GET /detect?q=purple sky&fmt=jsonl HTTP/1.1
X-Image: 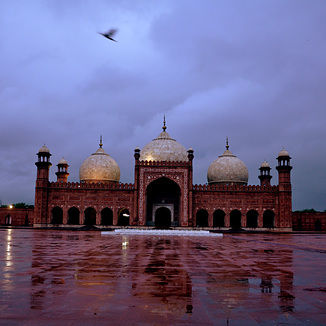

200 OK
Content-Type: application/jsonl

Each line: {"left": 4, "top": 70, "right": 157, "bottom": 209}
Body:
{"left": 0, "top": 0, "right": 325, "bottom": 211}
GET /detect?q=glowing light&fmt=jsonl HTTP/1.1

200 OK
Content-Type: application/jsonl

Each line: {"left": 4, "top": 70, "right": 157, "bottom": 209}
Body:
{"left": 122, "top": 236, "right": 129, "bottom": 249}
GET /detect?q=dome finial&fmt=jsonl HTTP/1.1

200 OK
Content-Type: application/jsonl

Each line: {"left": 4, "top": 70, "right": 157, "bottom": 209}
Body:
{"left": 162, "top": 115, "right": 167, "bottom": 132}
{"left": 226, "top": 137, "right": 229, "bottom": 150}
{"left": 99, "top": 135, "right": 103, "bottom": 148}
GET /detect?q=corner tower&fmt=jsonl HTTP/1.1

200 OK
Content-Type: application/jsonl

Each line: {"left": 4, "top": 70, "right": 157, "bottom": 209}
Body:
{"left": 34, "top": 145, "right": 52, "bottom": 225}
{"left": 276, "top": 148, "right": 292, "bottom": 229}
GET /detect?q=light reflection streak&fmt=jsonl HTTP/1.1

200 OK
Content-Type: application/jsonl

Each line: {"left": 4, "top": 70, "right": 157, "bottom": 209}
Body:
{"left": 6, "top": 228, "right": 13, "bottom": 267}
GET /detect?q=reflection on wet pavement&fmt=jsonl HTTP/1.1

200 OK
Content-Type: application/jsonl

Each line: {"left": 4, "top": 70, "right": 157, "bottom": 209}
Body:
{"left": 1, "top": 229, "right": 326, "bottom": 325}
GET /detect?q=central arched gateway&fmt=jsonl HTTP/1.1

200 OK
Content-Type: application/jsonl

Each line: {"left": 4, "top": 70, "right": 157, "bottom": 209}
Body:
{"left": 146, "top": 177, "right": 180, "bottom": 227}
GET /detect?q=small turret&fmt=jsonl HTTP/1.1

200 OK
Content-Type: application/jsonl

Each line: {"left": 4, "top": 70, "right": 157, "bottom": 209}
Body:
{"left": 56, "top": 157, "right": 69, "bottom": 182}
{"left": 259, "top": 160, "right": 272, "bottom": 187}
{"left": 35, "top": 144, "right": 52, "bottom": 182}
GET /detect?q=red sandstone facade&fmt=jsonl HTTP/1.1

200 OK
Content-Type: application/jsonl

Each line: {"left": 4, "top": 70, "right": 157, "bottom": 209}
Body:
{"left": 31, "top": 142, "right": 297, "bottom": 232}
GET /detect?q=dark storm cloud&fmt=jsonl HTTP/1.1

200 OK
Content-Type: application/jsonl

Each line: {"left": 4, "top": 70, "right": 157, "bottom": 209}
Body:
{"left": 0, "top": 0, "right": 325, "bottom": 210}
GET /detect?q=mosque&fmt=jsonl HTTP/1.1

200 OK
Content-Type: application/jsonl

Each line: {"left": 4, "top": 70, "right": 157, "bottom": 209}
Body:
{"left": 33, "top": 118, "right": 294, "bottom": 231}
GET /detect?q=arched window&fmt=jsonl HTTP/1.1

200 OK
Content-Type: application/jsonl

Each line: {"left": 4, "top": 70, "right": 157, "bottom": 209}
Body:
{"left": 213, "top": 210, "right": 225, "bottom": 227}
{"left": 230, "top": 210, "right": 242, "bottom": 229}
{"left": 84, "top": 207, "right": 96, "bottom": 225}
{"left": 263, "top": 210, "right": 275, "bottom": 228}
{"left": 68, "top": 207, "right": 80, "bottom": 225}
{"left": 5, "top": 215, "right": 11, "bottom": 225}
{"left": 196, "top": 209, "right": 208, "bottom": 227}
{"left": 246, "top": 210, "right": 258, "bottom": 228}
{"left": 101, "top": 208, "right": 113, "bottom": 226}
{"left": 118, "top": 208, "right": 130, "bottom": 226}
{"left": 51, "top": 207, "right": 63, "bottom": 224}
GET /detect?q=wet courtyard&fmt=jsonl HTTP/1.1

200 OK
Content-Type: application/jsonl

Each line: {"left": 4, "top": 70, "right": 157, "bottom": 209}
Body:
{"left": 1, "top": 229, "right": 326, "bottom": 325}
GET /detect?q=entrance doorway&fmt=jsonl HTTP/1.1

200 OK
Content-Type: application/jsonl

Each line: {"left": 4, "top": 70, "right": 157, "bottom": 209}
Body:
{"left": 146, "top": 177, "right": 180, "bottom": 226}
{"left": 155, "top": 207, "right": 171, "bottom": 228}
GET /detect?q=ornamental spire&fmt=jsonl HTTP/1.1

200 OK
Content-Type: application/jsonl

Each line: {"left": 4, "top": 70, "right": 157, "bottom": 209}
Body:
{"left": 162, "top": 115, "right": 167, "bottom": 132}
{"left": 226, "top": 137, "right": 229, "bottom": 150}
{"left": 99, "top": 135, "right": 103, "bottom": 148}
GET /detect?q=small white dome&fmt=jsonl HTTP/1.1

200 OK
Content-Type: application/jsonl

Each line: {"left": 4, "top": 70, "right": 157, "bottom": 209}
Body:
{"left": 58, "top": 157, "right": 68, "bottom": 165}
{"left": 207, "top": 146, "right": 248, "bottom": 185}
{"left": 278, "top": 148, "right": 290, "bottom": 158}
{"left": 38, "top": 144, "right": 50, "bottom": 154}
{"left": 79, "top": 143, "right": 120, "bottom": 183}
{"left": 260, "top": 160, "right": 270, "bottom": 168}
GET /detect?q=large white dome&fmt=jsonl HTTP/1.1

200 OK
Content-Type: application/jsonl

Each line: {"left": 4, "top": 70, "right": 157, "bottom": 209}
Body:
{"left": 79, "top": 142, "right": 120, "bottom": 183}
{"left": 140, "top": 123, "right": 188, "bottom": 162}
{"left": 207, "top": 145, "right": 248, "bottom": 185}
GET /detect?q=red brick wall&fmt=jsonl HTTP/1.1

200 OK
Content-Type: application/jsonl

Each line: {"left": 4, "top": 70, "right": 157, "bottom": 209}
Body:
{"left": 0, "top": 207, "right": 34, "bottom": 226}
{"left": 292, "top": 212, "right": 326, "bottom": 231}
{"left": 44, "top": 182, "right": 134, "bottom": 225}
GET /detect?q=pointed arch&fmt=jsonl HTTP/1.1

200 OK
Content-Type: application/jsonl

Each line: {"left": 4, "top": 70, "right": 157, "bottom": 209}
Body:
{"left": 230, "top": 209, "right": 242, "bottom": 229}
{"left": 246, "top": 210, "right": 258, "bottom": 228}
{"left": 101, "top": 208, "right": 113, "bottom": 226}
{"left": 51, "top": 207, "right": 63, "bottom": 224}
{"left": 118, "top": 208, "right": 130, "bottom": 226}
{"left": 196, "top": 209, "right": 208, "bottom": 227}
{"left": 84, "top": 207, "right": 96, "bottom": 225}
{"left": 213, "top": 209, "right": 225, "bottom": 227}
{"left": 68, "top": 207, "right": 80, "bottom": 225}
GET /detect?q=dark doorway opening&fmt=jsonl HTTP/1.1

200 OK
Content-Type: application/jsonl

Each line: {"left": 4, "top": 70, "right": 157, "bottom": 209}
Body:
{"left": 263, "top": 210, "right": 275, "bottom": 228}
{"left": 155, "top": 207, "right": 171, "bottom": 228}
{"left": 230, "top": 210, "right": 242, "bottom": 230}
{"left": 68, "top": 207, "right": 80, "bottom": 225}
{"left": 101, "top": 208, "right": 113, "bottom": 226}
{"left": 315, "top": 219, "right": 322, "bottom": 231}
{"left": 51, "top": 207, "right": 63, "bottom": 224}
{"left": 146, "top": 177, "right": 180, "bottom": 226}
{"left": 213, "top": 209, "right": 225, "bottom": 227}
{"left": 246, "top": 210, "right": 258, "bottom": 228}
{"left": 118, "top": 208, "right": 130, "bottom": 226}
{"left": 84, "top": 207, "right": 96, "bottom": 225}
{"left": 196, "top": 209, "right": 209, "bottom": 227}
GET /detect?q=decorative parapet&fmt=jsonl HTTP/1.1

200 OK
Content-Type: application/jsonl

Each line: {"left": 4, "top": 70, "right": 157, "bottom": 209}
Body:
{"left": 49, "top": 181, "right": 134, "bottom": 190}
{"left": 139, "top": 160, "right": 190, "bottom": 167}
{"left": 193, "top": 184, "right": 279, "bottom": 192}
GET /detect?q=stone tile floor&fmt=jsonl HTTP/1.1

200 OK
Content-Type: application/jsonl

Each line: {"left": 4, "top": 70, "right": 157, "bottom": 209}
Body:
{"left": 1, "top": 229, "right": 326, "bottom": 325}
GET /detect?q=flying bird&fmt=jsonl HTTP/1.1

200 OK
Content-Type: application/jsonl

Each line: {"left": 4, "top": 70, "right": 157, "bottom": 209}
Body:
{"left": 98, "top": 29, "right": 118, "bottom": 42}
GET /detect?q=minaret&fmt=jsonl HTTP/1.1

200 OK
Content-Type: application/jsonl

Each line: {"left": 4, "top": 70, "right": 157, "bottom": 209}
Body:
{"left": 276, "top": 148, "right": 292, "bottom": 190}
{"left": 56, "top": 157, "right": 69, "bottom": 182}
{"left": 35, "top": 144, "right": 52, "bottom": 184}
{"left": 259, "top": 160, "right": 272, "bottom": 187}
{"left": 35, "top": 144, "right": 52, "bottom": 225}
{"left": 276, "top": 148, "right": 292, "bottom": 229}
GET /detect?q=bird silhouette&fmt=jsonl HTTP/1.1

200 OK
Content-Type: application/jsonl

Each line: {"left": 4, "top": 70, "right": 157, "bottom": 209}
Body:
{"left": 98, "top": 29, "right": 118, "bottom": 42}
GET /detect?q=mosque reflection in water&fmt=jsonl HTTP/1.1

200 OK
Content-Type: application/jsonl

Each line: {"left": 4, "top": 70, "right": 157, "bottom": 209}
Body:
{"left": 23, "top": 230, "right": 300, "bottom": 322}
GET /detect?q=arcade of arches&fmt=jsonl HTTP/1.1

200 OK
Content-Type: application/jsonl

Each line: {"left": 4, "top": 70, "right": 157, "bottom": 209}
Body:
{"left": 195, "top": 209, "right": 275, "bottom": 229}
{"left": 51, "top": 206, "right": 130, "bottom": 226}
{"left": 51, "top": 205, "right": 276, "bottom": 230}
